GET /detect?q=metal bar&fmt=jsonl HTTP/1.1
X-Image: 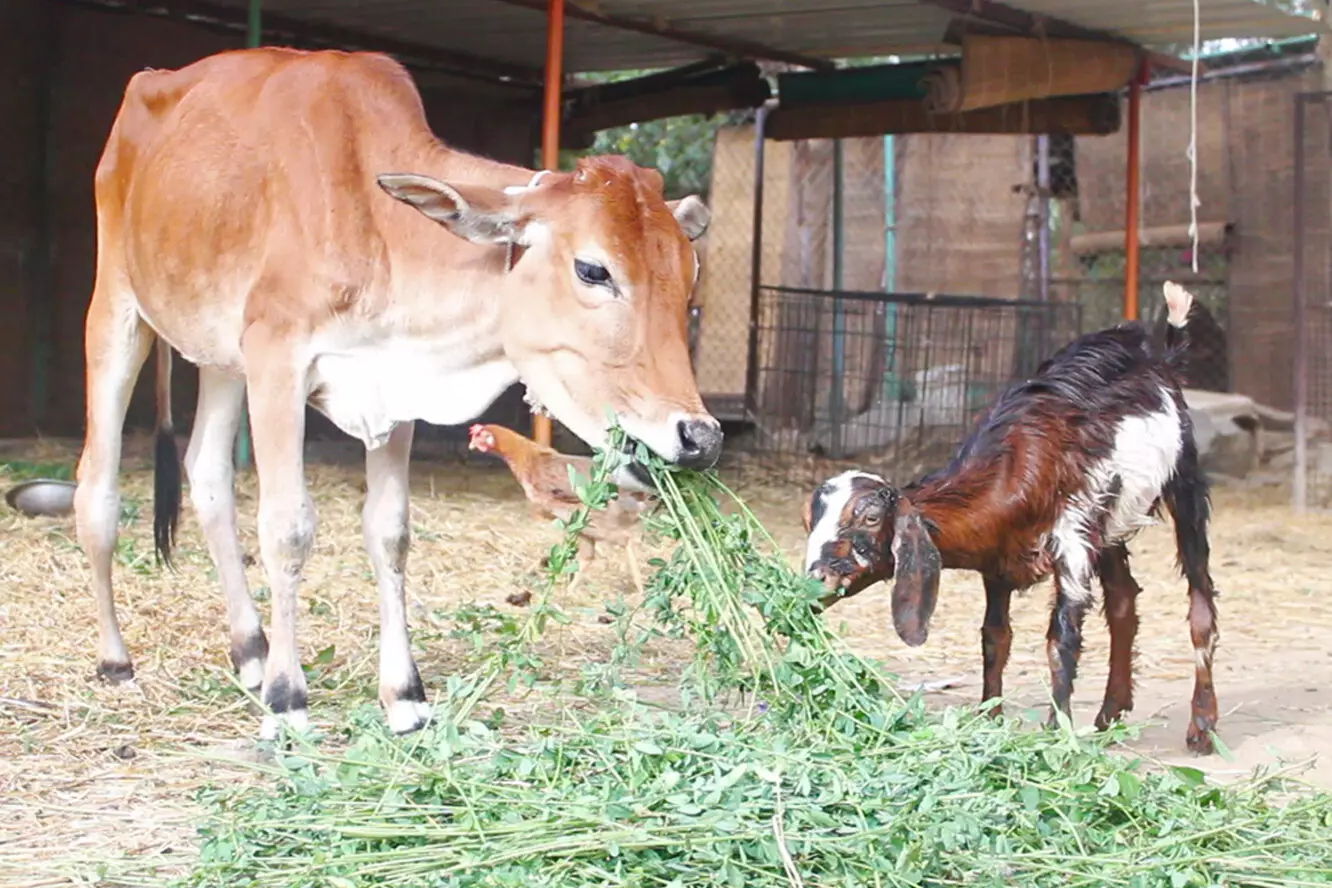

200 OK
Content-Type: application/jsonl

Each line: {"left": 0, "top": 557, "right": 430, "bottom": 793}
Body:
{"left": 1123, "top": 63, "right": 1145, "bottom": 322}
{"left": 1293, "top": 92, "right": 1309, "bottom": 514}
{"left": 490, "top": 0, "right": 834, "bottom": 71}
{"left": 882, "top": 135, "right": 900, "bottom": 400}
{"left": 1148, "top": 54, "right": 1319, "bottom": 91}
{"left": 830, "top": 139, "right": 847, "bottom": 459}
{"left": 744, "top": 102, "right": 774, "bottom": 421}
{"left": 532, "top": 0, "right": 566, "bottom": 448}
{"left": 1036, "top": 134, "right": 1051, "bottom": 303}
{"left": 59, "top": 0, "right": 542, "bottom": 87}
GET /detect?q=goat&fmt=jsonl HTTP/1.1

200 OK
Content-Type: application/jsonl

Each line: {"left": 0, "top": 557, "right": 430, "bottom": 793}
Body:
{"left": 801, "top": 282, "right": 1220, "bottom": 754}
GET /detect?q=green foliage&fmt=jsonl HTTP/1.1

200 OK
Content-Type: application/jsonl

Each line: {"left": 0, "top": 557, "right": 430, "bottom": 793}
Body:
{"left": 132, "top": 427, "right": 1332, "bottom": 888}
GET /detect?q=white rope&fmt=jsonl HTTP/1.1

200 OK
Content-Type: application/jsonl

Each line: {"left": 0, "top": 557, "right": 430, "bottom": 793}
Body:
{"left": 1187, "top": 0, "right": 1201, "bottom": 274}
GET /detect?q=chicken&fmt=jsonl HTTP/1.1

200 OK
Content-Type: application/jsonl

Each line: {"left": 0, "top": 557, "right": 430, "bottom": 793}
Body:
{"left": 468, "top": 423, "right": 654, "bottom": 607}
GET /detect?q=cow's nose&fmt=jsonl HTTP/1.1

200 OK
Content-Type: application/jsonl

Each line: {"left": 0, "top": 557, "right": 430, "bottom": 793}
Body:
{"left": 675, "top": 417, "right": 723, "bottom": 469}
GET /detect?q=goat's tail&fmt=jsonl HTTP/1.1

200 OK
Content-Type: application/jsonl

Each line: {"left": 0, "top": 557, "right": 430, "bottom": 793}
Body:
{"left": 1161, "top": 281, "right": 1195, "bottom": 375}
{"left": 153, "top": 338, "right": 182, "bottom": 570}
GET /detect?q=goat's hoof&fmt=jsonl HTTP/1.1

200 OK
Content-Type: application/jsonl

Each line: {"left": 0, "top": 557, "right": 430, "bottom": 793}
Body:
{"left": 1094, "top": 702, "right": 1131, "bottom": 731}
{"left": 506, "top": 590, "right": 533, "bottom": 607}
{"left": 1186, "top": 721, "right": 1217, "bottom": 756}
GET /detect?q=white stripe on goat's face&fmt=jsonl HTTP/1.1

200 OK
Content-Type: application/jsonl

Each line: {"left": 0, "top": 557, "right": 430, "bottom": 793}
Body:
{"left": 1050, "top": 388, "right": 1183, "bottom": 606}
{"left": 803, "top": 469, "right": 886, "bottom": 574}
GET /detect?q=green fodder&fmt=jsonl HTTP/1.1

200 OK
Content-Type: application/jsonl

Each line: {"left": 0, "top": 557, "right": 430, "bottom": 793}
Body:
{"left": 128, "top": 431, "right": 1332, "bottom": 888}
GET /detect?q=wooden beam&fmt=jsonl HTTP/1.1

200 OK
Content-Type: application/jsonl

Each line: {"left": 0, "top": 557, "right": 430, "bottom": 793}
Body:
{"left": 1069, "top": 221, "right": 1233, "bottom": 255}
{"left": 765, "top": 93, "right": 1121, "bottom": 141}
{"left": 1124, "top": 64, "right": 1144, "bottom": 321}
{"left": 60, "top": 0, "right": 543, "bottom": 86}
{"left": 562, "top": 64, "right": 770, "bottom": 137}
{"left": 490, "top": 0, "right": 834, "bottom": 71}
{"left": 923, "top": 0, "right": 1194, "bottom": 75}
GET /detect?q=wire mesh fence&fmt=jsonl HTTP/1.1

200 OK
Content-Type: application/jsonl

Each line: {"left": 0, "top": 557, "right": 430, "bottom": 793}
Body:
{"left": 1294, "top": 90, "right": 1332, "bottom": 511}
{"left": 731, "top": 286, "right": 1081, "bottom": 483}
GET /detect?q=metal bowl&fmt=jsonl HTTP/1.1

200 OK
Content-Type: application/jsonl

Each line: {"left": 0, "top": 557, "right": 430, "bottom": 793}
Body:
{"left": 5, "top": 479, "right": 77, "bottom": 518}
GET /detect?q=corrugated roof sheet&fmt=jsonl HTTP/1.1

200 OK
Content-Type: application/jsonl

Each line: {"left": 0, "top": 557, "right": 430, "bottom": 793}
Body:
{"left": 209, "top": 0, "right": 1326, "bottom": 74}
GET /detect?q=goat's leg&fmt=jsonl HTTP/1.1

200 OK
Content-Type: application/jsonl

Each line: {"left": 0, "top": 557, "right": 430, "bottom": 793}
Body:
{"left": 1163, "top": 435, "right": 1220, "bottom": 755}
{"left": 979, "top": 575, "right": 1014, "bottom": 716}
{"left": 1095, "top": 543, "right": 1141, "bottom": 730}
{"left": 1045, "top": 547, "right": 1095, "bottom": 729}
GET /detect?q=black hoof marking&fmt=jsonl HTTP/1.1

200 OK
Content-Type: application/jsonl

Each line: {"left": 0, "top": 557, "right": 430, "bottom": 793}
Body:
{"left": 262, "top": 674, "right": 308, "bottom": 715}
{"left": 97, "top": 660, "right": 136, "bottom": 684}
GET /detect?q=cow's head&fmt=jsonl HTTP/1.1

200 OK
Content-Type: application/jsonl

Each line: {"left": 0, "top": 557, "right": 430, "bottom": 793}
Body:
{"left": 377, "top": 155, "right": 721, "bottom": 473}
{"left": 802, "top": 470, "right": 941, "bottom": 648}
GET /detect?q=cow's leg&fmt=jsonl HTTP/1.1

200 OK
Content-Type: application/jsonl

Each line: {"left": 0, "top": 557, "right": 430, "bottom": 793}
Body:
{"left": 1095, "top": 543, "right": 1140, "bottom": 730}
{"left": 185, "top": 367, "right": 267, "bottom": 694}
{"left": 1045, "top": 537, "right": 1096, "bottom": 728}
{"left": 242, "top": 331, "right": 316, "bottom": 740}
{"left": 75, "top": 287, "right": 153, "bottom": 683}
{"left": 979, "top": 575, "right": 1015, "bottom": 715}
{"left": 1163, "top": 434, "right": 1220, "bottom": 755}
{"left": 363, "top": 421, "right": 430, "bottom": 734}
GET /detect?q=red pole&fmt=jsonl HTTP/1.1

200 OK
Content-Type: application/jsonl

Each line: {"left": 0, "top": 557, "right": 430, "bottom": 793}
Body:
{"left": 533, "top": 0, "right": 564, "bottom": 447}
{"left": 1123, "top": 59, "right": 1147, "bottom": 322}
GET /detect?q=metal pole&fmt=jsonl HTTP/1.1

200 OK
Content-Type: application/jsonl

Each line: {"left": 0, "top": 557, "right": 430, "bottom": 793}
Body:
{"left": 743, "top": 102, "right": 773, "bottom": 420}
{"left": 1293, "top": 93, "right": 1309, "bottom": 514}
{"left": 235, "top": 0, "right": 262, "bottom": 471}
{"left": 882, "top": 135, "right": 899, "bottom": 402}
{"left": 1036, "top": 134, "right": 1051, "bottom": 303}
{"left": 531, "top": 0, "right": 565, "bottom": 448}
{"left": 829, "top": 139, "right": 846, "bottom": 458}
{"left": 1123, "top": 61, "right": 1146, "bottom": 322}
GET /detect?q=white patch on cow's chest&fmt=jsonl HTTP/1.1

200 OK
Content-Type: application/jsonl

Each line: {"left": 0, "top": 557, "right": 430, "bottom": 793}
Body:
{"left": 1048, "top": 390, "right": 1183, "bottom": 604}
{"left": 309, "top": 342, "right": 518, "bottom": 450}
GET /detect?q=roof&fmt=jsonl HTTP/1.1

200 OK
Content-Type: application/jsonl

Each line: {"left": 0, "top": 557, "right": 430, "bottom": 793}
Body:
{"left": 149, "top": 0, "right": 1331, "bottom": 79}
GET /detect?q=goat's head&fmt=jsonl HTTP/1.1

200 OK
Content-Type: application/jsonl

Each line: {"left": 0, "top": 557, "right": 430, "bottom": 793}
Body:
{"left": 801, "top": 470, "right": 941, "bottom": 648}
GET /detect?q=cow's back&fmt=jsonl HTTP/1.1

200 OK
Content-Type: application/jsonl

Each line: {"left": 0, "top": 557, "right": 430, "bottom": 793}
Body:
{"left": 94, "top": 48, "right": 438, "bottom": 368}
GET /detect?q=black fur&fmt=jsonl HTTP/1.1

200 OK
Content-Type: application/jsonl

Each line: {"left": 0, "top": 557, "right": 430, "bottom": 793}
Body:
{"left": 153, "top": 427, "right": 182, "bottom": 569}
{"left": 97, "top": 659, "right": 136, "bottom": 684}
{"left": 914, "top": 322, "right": 1181, "bottom": 497}
{"left": 262, "top": 674, "right": 308, "bottom": 716}
{"left": 1162, "top": 408, "right": 1216, "bottom": 596}
{"left": 229, "top": 632, "right": 270, "bottom": 685}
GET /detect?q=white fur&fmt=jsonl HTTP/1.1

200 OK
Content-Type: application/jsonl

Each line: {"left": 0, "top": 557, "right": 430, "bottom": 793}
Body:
{"left": 1163, "top": 281, "right": 1194, "bottom": 327}
{"left": 259, "top": 708, "right": 309, "bottom": 741}
{"left": 804, "top": 470, "right": 885, "bottom": 573}
{"left": 386, "top": 699, "right": 433, "bottom": 735}
{"left": 237, "top": 658, "right": 265, "bottom": 692}
{"left": 308, "top": 345, "right": 519, "bottom": 450}
{"left": 1050, "top": 389, "right": 1183, "bottom": 604}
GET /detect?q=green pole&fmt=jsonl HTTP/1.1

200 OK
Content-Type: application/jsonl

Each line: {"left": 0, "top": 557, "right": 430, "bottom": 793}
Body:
{"left": 235, "top": 0, "right": 261, "bottom": 470}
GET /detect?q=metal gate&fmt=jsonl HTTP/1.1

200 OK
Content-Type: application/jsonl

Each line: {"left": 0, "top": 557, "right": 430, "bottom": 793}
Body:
{"left": 1293, "top": 92, "right": 1332, "bottom": 512}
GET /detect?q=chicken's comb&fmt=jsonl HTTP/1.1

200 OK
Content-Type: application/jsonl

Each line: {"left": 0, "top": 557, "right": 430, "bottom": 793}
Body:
{"left": 468, "top": 423, "right": 485, "bottom": 437}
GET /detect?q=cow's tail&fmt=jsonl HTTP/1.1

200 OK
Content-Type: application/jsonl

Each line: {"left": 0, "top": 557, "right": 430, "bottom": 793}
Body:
{"left": 153, "top": 338, "right": 181, "bottom": 569}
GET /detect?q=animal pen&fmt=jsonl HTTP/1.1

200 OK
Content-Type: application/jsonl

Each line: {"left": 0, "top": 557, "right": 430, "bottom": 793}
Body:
{"left": 687, "top": 38, "right": 1332, "bottom": 505}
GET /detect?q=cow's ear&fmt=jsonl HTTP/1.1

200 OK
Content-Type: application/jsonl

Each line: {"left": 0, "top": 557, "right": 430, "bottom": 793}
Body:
{"left": 378, "top": 173, "right": 532, "bottom": 246}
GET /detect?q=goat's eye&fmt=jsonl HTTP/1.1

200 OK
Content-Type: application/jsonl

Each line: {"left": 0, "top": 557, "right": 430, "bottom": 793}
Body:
{"left": 575, "top": 258, "right": 612, "bottom": 287}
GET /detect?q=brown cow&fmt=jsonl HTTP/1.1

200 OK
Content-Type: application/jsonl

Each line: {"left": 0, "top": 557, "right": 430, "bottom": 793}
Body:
{"left": 75, "top": 47, "right": 720, "bottom": 740}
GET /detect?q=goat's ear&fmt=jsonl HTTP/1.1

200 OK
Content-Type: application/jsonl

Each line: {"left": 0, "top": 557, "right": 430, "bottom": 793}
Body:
{"left": 801, "top": 494, "right": 814, "bottom": 533}
{"left": 890, "top": 499, "right": 941, "bottom": 647}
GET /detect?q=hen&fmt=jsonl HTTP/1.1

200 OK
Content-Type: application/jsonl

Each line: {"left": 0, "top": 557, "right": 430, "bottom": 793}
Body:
{"left": 468, "top": 423, "right": 654, "bottom": 606}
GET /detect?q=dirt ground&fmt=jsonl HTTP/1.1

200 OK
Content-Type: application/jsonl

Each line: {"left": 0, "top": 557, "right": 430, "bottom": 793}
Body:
{"left": 3, "top": 434, "right": 1331, "bottom": 885}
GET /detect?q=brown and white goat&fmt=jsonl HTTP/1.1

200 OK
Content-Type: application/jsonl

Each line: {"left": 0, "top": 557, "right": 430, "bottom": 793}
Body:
{"left": 802, "top": 283, "right": 1220, "bottom": 754}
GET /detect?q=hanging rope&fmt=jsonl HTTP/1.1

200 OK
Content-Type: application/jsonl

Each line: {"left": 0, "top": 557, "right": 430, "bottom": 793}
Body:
{"left": 1188, "top": 0, "right": 1201, "bottom": 274}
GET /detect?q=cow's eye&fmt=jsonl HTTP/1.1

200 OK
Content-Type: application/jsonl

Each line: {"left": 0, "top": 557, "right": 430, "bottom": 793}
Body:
{"left": 575, "top": 259, "right": 612, "bottom": 287}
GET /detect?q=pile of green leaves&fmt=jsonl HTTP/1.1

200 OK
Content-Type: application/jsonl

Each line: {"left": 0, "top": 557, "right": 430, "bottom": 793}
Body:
{"left": 156, "top": 430, "right": 1332, "bottom": 888}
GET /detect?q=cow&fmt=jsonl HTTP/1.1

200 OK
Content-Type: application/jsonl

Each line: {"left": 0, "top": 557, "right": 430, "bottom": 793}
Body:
{"left": 74, "top": 47, "right": 721, "bottom": 740}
